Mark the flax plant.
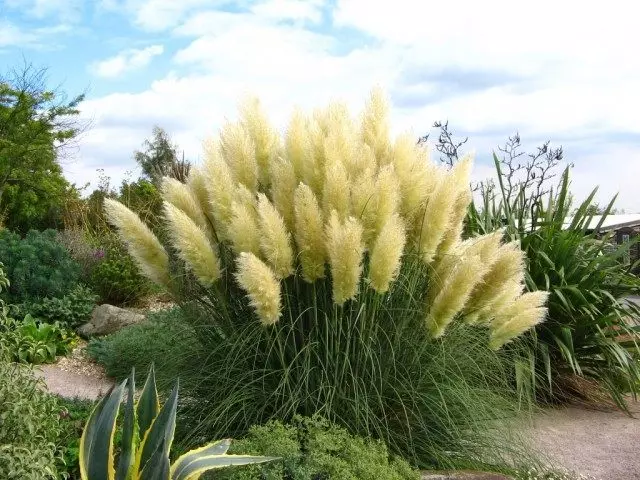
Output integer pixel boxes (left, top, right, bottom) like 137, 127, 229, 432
104, 90, 546, 468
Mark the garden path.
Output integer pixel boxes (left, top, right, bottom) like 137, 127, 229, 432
529, 401, 640, 479
36, 340, 114, 401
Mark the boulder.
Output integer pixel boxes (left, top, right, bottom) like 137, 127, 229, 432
78, 304, 145, 337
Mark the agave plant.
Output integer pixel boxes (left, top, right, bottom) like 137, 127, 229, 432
79, 365, 276, 479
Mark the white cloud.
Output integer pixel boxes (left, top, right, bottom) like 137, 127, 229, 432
250, 0, 325, 23
99, 0, 232, 31
0, 20, 72, 49
3, 0, 83, 22
0, 22, 39, 47
67, 1, 640, 212
91, 45, 165, 78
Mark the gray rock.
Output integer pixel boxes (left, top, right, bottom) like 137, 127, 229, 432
421, 472, 512, 480
78, 304, 145, 337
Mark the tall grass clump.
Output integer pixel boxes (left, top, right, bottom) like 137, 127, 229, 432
468, 156, 640, 409
104, 90, 547, 468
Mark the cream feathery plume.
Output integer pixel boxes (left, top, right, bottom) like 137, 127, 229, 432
392, 135, 441, 235
372, 164, 400, 235
104, 199, 170, 287
235, 252, 282, 326
322, 157, 351, 220
489, 291, 549, 349
436, 188, 473, 257
463, 241, 525, 321
417, 156, 473, 264
239, 96, 279, 187
426, 254, 487, 338
203, 156, 236, 240
361, 87, 390, 165
162, 177, 214, 243
187, 167, 218, 239
227, 192, 261, 257
343, 141, 374, 181
269, 157, 297, 232
256, 193, 294, 279
219, 121, 258, 192
294, 183, 326, 282
286, 108, 312, 182
163, 201, 221, 285
325, 211, 365, 305
368, 214, 406, 293
350, 167, 376, 242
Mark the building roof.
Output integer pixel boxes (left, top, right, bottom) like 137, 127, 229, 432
568, 214, 640, 231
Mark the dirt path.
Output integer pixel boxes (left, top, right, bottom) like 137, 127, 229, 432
36, 340, 114, 401
529, 402, 640, 479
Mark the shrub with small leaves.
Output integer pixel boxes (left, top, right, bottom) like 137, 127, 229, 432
0, 359, 63, 479
88, 234, 152, 305
20, 284, 98, 329
213, 415, 419, 480
0, 229, 81, 302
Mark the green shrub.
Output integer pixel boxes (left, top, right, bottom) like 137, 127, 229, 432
468, 158, 640, 408
0, 229, 81, 302
56, 398, 96, 480
56, 229, 105, 285
0, 313, 77, 364
19, 284, 98, 329
213, 415, 419, 480
0, 359, 63, 479
88, 234, 152, 305
105, 93, 543, 469
87, 307, 199, 383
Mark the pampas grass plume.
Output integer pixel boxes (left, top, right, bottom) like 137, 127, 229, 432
235, 252, 282, 326
104, 199, 170, 287
164, 201, 221, 285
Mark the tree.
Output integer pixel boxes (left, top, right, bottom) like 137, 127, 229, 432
0, 62, 85, 232
134, 126, 191, 185
420, 121, 566, 208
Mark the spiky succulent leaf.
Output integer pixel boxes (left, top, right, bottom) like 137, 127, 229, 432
140, 437, 171, 480
136, 363, 159, 439
80, 380, 127, 480
171, 453, 278, 480
137, 381, 179, 474
115, 369, 137, 480
170, 439, 231, 479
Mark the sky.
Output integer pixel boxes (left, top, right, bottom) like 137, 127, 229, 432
1, 0, 639, 211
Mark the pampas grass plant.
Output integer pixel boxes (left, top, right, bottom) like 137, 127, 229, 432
104, 89, 546, 468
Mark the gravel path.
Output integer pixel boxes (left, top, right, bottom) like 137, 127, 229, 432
529, 402, 640, 479
36, 340, 114, 401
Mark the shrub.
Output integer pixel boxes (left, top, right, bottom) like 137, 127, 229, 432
0, 313, 77, 364
56, 398, 97, 480
213, 415, 419, 480
0, 229, 81, 302
469, 158, 640, 408
0, 359, 63, 479
87, 307, 200, 383
105, 91, 545, 467
15, 284, 98, 329
88, 233, 152, 305
79, 366, 276, 479
56, 229, 105, 285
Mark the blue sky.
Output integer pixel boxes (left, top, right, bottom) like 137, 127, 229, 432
2, 0, 639, 211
